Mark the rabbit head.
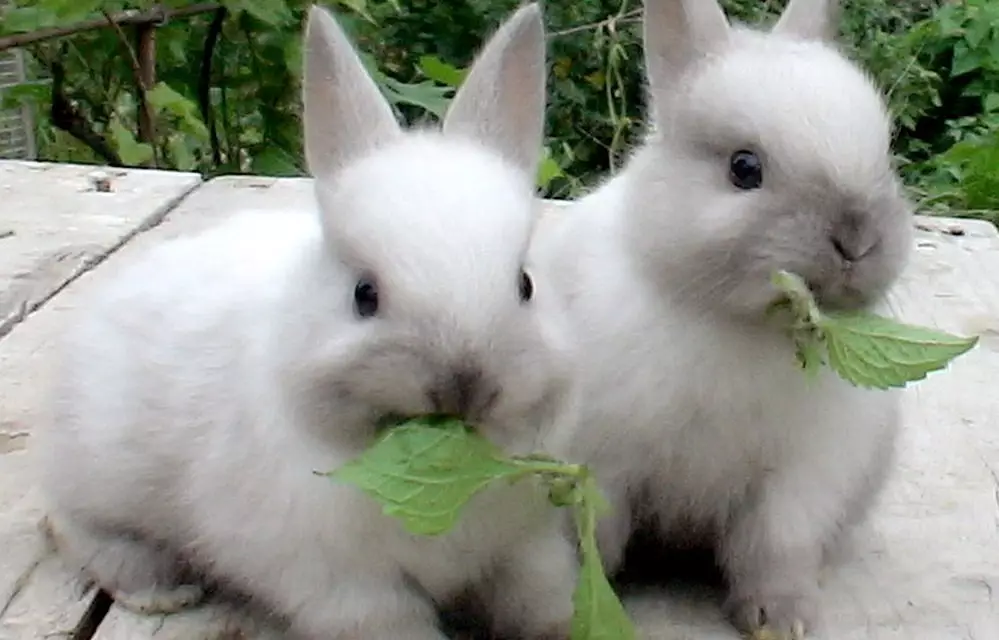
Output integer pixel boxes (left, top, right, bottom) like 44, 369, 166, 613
626, 0, 913, 318
297, 4, 572, 453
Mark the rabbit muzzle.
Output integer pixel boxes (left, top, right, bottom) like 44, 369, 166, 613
426, 365, 501, 424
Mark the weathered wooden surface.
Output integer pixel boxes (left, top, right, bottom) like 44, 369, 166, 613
0, 161, 201, 338
0, 165, 997, 639
0, 161, 202, 640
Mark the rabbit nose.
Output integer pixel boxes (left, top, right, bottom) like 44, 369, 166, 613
426, 366, 499, 419
830, 235, 858, 262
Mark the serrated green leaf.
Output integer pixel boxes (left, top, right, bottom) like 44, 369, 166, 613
571, 476, 636, 640
418, 55, 466, 87
380, 77, 454, 119
820, 312, 979, 389
325, 416, 638, 638
326, 418, 522, 535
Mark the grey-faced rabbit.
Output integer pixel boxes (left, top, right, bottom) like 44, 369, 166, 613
37, 4, 579, 639
532, 0, 914, 636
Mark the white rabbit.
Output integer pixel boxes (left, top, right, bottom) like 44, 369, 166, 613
37, 4, 580, 639
533, 0, 914, 637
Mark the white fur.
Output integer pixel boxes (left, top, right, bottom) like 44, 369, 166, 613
533, 0, 913, 636
37, 4, 579, 639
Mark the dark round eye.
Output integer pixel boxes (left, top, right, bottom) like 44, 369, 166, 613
353, 277, 379, 318
518, 269, 533, 304
729, 149, 763, 190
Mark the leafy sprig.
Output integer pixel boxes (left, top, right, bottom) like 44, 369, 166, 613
322, 415, 636, 640
770, 269, 979, 388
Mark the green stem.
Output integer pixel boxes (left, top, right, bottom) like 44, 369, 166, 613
508, 457, 587, 479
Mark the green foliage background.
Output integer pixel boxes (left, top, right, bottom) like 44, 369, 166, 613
2, 0, 999, 219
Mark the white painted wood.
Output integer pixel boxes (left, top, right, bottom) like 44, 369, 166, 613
0, 162, 201, 639
3, 169, 996, 639
0, 160, 201, 338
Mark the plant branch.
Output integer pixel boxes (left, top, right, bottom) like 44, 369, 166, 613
199, 6, 228, 166
548, 8, 643, 39
0, 3, 221, 52
49, 55, 122, 166
101, 9, 158, 166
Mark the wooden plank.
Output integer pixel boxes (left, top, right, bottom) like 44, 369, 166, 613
0, 162, 202, 640
0, 161, 202, 338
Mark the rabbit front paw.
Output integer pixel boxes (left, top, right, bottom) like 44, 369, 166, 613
112, 584, 206, 615
723, 590, 815, 640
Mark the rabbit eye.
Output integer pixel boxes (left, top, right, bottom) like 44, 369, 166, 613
518, 269, 534, 304
353, 277, 379, 318
729, 150, 763, 190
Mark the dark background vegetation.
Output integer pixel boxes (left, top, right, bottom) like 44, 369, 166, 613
2, 0, 999, 221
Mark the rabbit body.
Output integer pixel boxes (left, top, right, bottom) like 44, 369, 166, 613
39, 5, 578, 640
534, 0, 914, 636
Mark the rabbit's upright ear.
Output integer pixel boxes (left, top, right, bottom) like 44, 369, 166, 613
302, 5, 401, 179
642, 0, 731, 94
441, 3, 547, 178
773, 0, 841, 42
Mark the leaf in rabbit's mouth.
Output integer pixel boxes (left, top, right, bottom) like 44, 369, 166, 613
374, 412, 479, 434
322, 416, 639, 639
770, 269, 978, 388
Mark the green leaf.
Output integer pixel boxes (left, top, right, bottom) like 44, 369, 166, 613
235, 0, 293, 26
537, 146, 565, 190
325, 417, 522, 535
418, 55, 466, 88
334, 0, 376, 24
570, 476, 637, 640
109, 120, 154, 166
166, 134, 198, 171
146, 82, 210, 141
325, 416, 639, 638
1, 6, 60, 33
819, 312, 979, 390
251, 147, 302, 177
50, 0, 102, 24
283, 35, 303, 76
380, 77, 454, 120
771, 270, 980, 389
0, 80, 51, 110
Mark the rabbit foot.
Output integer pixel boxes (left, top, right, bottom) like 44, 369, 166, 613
112, 584, 205, 615
724, 591, 814, 640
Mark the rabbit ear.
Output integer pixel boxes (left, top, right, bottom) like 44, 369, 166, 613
642, 0, 731, 91
772, 0, 841, 42
441, 2, 547, 178
302, 4, 401, 179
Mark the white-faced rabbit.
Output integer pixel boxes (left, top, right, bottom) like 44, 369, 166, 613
532, 0, 914, 636
37, 4, 580, 639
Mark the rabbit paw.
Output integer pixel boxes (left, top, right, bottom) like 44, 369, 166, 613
724, 591, 814, 640
112, 584, 205, 615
